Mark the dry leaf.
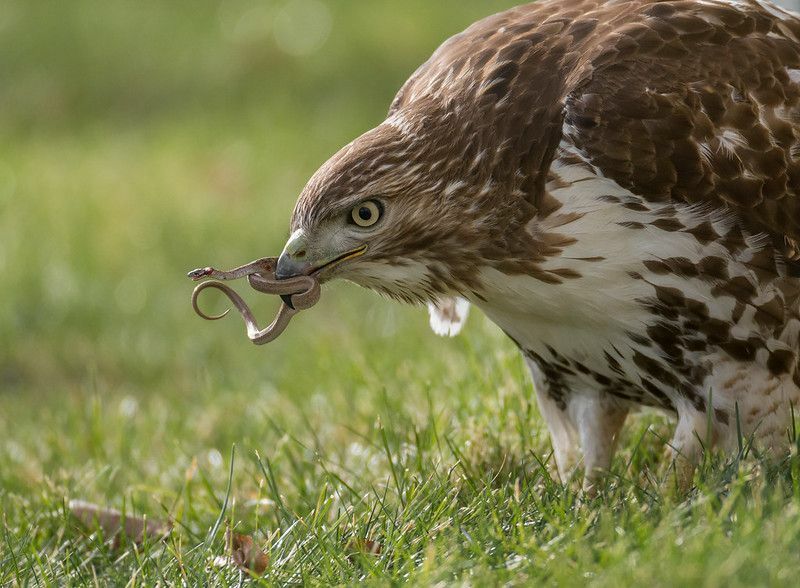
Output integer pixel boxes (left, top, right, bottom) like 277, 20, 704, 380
212, 529, 269, 575
69, 500, 171, 546
346, 538, 383, 557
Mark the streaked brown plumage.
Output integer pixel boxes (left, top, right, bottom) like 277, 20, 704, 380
276, 0, 800, 488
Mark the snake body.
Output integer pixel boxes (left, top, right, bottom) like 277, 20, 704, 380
188, 257, 320, 345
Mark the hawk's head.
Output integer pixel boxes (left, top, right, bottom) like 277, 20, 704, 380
275, 110, 539, 304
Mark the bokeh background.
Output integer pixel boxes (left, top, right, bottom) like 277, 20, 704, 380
1, 0, 522, 396
1, 0, 529, 522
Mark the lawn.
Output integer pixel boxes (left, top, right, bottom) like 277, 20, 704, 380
2, 1, 800, 585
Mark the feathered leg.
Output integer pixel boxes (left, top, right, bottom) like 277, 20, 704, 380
525, 357, 629, 488
573, 395, 628, 494
525, 357, 580, 480
668, 405, 708, 493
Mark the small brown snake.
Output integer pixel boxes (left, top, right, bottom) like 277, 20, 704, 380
188, 257, 320, 345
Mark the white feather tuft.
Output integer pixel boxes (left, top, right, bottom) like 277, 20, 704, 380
427, 297, 470, 337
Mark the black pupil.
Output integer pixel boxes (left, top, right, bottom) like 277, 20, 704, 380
358, 206, 372, 221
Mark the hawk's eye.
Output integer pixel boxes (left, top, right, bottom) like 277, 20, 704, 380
350, 200, 383, 227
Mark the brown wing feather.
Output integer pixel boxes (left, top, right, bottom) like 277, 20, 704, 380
563, 0, 800, 250
389, 0, 800, 256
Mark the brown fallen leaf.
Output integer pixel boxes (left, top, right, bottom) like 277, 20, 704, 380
211, 529, 269, 575
345, 538, 383, 557
69, 499, 171, 546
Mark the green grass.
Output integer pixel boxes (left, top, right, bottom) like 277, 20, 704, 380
3, 1, 800, 585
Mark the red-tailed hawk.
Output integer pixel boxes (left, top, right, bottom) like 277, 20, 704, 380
273, 0, 800, 488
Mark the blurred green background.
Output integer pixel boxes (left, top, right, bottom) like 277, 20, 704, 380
0, 0, 519, 395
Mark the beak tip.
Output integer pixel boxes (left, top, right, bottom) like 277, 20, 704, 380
275, 252, 310, 281
280, 293, 296, 309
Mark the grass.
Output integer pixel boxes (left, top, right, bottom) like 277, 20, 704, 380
2, 0, 800, 585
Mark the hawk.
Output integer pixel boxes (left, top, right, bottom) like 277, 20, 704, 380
273, 0, 800, 488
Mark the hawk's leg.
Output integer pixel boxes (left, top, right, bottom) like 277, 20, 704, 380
574, 396, 628, 493
526, 357, 579, 480
525, 357, 628, 489
667, 360, 800, 493
668, 406, 709, 493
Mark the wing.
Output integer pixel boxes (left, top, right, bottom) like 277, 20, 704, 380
563, 0, 800, 256
391, 0, 800, 259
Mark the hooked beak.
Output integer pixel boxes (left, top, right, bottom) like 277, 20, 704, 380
275, 229, 367, 281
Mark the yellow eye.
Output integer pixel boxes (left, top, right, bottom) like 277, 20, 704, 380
350, 200, 382, 227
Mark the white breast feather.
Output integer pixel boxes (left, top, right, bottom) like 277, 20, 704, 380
472, 151, 761, 393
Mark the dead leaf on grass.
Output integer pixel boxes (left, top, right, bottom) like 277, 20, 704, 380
211, 528, 269, 575
346, 538, 383, 557
68, 499, 171, 546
